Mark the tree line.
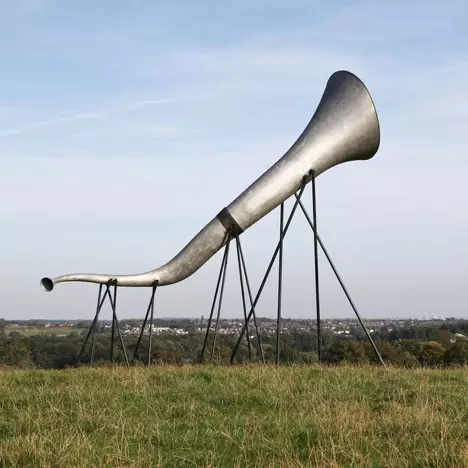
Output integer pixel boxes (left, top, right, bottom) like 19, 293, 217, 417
0, 319, 467, 369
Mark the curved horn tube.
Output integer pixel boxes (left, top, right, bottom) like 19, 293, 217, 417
41, 70, 380, 292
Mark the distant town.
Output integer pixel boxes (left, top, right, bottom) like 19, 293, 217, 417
2, 315, 464, 338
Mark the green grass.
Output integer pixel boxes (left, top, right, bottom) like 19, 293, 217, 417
0, 365, 466, 467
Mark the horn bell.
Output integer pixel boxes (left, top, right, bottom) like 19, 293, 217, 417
226, 70, 380, 231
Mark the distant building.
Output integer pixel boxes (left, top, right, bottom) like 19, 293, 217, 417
450, 333, 468, 343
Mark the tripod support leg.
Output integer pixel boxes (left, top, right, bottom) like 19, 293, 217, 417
311, 170, 322, 362
294, 194, 386, 367
133, 283, 158, 364
147, 283, 158, 366
199, 236, 230, 363
78, 284, 103, 363
107, 281, 129, 366
210, 240, 231, 363
235, 236, 252, 362
230, 178, 308, 363
276, 202, 284, 365
237, 241, 266, 364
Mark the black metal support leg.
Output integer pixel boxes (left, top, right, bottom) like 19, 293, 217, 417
106, 281, 129, 366
90, 285, 111, 367
276, 202, 284, 365
133, 289, 153, 362
77, 281, 130, 367
115, 286, 129, 367
110, 284, 116, 364
78, 284, 103, 363
210, 240, 231, 363
230, 179, 308, 363
235, 236, 252, 362
199, 237, 230, 363
79, 284, 123, 367
311, 171, 322, 363
237, 240, 266, 364
79, 284, 112, 367
294, 194, 386, 367
147, 284, 157, 366
132, 283, 158, 364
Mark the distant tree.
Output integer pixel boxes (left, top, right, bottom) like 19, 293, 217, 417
325, 340, 368, 364
279, 345, 300, 363
0, 340, 34, 368
75, 321, 92, 329
437, 330, 453, 348
419, 342, 445, 367
297, 351, 318, 364
393, 340, 423, 367
444, 341, 468, 366
398, 351, 420, 368
363, 341, 413, 367
396, 340, 422, 358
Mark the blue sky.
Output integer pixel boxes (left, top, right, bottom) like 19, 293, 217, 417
1, 0, 467, 321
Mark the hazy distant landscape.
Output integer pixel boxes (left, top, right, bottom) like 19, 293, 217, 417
1, 317, 467, 369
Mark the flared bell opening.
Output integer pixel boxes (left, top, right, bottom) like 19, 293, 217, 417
331, 70, 381, 154
41, 277, 54, 292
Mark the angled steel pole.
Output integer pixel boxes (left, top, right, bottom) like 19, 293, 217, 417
230, 179, 308, 363
276, 202, 284, 365
133, 284, 157, 362
90, 285, 111, 366
294, 194, 386, 367
199, 238, 230, 363
147, 283, 157, 366
237, 240, 266, 364
79, 284, 103, 362
311, 171, 321, 362
107, 281, 129, 366
235, 236, 252, 362
110, 282, 116, 364
210, 240, 231, 363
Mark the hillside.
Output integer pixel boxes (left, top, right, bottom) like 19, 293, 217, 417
0, 365, 466, 467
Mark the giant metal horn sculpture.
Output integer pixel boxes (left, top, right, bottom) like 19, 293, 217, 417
40, 70, 380, 292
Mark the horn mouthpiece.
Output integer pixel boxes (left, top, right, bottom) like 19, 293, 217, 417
41, 277, 54, 292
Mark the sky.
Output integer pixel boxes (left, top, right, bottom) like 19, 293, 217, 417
1, 0, 468, 321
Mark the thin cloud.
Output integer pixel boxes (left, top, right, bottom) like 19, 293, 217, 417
0, 97, 177, 137
126, 98, 179, 110
0, 111, 106, 136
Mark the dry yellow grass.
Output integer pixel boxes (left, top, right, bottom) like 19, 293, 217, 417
0, 364, 466, 467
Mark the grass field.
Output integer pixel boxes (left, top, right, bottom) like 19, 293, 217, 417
0, 365, 466, 467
